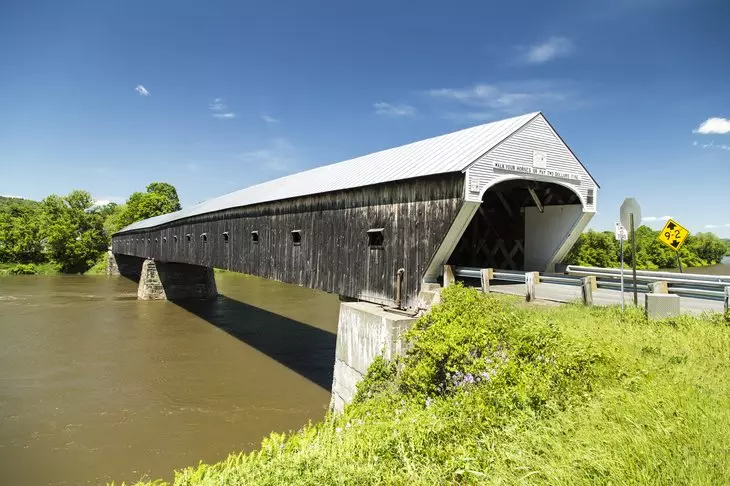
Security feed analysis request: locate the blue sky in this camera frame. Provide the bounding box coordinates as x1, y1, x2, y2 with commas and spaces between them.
1, 0, 729, 237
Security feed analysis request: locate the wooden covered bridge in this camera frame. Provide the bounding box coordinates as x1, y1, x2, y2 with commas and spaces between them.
111, 112, 598, 309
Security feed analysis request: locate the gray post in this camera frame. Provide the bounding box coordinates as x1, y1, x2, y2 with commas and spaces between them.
648, 281, 668, 294
581, 276, 594, 306
443, 265, 455, 288
480, 268, 493, 294
525, 272, 536, 302
724, 286, 729, 314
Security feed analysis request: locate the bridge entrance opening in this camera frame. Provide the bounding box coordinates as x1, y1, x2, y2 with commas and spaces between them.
448, 179, 584, 272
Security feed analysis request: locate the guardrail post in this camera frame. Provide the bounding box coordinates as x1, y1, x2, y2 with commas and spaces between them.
525, 273, 536, 302
724, 286, 729, 314
480, 268, 493, 294
581, 277, 594, 306
648, 281, 668, 294
443, 265, 455, 288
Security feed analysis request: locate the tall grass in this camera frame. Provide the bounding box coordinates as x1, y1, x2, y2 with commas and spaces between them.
127, 286, 730, 485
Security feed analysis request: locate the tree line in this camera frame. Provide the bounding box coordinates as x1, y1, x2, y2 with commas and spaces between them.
0, 182, 180, 274
564, 226, 729, 270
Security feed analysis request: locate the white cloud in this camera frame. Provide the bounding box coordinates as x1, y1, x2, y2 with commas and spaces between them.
642, 215, 672, 222
239, 138, 296, 172
523, 37, 575, 64
93, 199, 112, 207
705, 224, 721, 229
373, 102, 416, 117
426, 81, 570, 118
209, 98, 235, 119
694, 117, 730, 135
135, 85, 150, 96
261, 114, 279, 123
0, 193, 24, 199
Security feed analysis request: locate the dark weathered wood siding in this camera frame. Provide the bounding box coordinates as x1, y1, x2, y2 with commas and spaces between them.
112, 174, 464, 308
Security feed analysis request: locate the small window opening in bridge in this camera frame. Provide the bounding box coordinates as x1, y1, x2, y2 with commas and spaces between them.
201, 233, 208, 243
155, 238, 158, 243
586, 189, 595, 206
186, 234, 191, 242
367, 228, 385, 249
251, 231, 259, 244
147, 238, 151, 243
291, 230, 302, 246
173, 235, 178, 243
162, 236, 167, 243
222, 231, 229, 242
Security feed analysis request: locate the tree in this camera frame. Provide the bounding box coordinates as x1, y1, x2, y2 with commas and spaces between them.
40, 191, 107, 273
0, 201, 44, 263
112, 182, 181, 232
565, 230, 619, 268
685, 233, 727, 264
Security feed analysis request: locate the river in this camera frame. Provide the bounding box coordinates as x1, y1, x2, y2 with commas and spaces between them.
0, 273, 340, 485
660, 256, 730, 275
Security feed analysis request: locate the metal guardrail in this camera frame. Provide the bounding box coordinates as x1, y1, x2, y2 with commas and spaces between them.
453, 265, 730, 303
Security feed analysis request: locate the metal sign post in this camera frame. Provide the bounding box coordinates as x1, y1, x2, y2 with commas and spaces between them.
620, 198, 642, 308
615, 222, 628, 311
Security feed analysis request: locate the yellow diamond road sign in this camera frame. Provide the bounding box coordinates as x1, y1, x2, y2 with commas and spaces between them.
658, 219, 690, 251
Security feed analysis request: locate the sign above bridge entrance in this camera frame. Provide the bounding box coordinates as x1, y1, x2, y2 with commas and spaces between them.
492, 162, 581, 182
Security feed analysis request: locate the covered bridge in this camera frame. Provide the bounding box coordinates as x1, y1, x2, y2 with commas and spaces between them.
111, 112, 598, 309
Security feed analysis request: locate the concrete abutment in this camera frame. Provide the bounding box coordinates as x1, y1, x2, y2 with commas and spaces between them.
330, 301, 417, 413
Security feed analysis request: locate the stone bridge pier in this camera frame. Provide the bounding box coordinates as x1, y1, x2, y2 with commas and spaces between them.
107, 251, 217, 300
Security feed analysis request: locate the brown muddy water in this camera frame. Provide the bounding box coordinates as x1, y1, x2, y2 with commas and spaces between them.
0, 273, 340, 485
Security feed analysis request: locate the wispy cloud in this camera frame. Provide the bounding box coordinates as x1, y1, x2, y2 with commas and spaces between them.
261, 114, 279, 123
425, 81, 571, 119
373, 102, 416, 117
0, 193, 24, 199
135, 85, 150, 96
695, 140, 730, 151
694, 117, 730, 135
239, 138, 296, 172
521, 37, 575, 64
705, 223, 730, 229
209, 98, 235, 119
642, 216, 672, 222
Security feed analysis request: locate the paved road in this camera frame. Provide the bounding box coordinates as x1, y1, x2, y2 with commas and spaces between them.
484, 281, 724, 315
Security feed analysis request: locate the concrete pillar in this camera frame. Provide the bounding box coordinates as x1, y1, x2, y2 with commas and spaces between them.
330, 302, 417, 413
724, 286, 729, 314
648, 281, 668, 294
106, 250, 120, 276
480, 268, 493, 294
525, 272, 538, 302
443, 265, 455, 288
581, 277, 594, 306
137, 259, 217, 301
645, 294, 680, 319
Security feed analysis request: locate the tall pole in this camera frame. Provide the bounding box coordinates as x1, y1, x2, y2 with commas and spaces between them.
630, 213, 638, 306
620, 236, 625, 312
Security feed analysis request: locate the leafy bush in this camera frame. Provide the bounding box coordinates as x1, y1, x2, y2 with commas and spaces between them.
8, 263, 37, 275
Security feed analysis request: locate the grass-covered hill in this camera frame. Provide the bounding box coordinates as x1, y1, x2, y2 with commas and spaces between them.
129, 286, 729, 484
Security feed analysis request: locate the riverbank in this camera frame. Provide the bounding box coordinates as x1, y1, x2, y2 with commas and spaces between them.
0, 256, 107, 276
129, 286, 730, 485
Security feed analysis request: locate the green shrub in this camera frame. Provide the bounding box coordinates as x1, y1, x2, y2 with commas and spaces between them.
8, 263, 37, 275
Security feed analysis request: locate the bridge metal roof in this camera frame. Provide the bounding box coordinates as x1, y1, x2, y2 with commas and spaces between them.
118, 112, 539, 233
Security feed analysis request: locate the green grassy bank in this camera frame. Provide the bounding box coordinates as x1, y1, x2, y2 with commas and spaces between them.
125, 286, 728, 485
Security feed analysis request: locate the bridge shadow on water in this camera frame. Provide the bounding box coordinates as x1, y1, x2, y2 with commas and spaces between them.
172, 295, 337, 391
